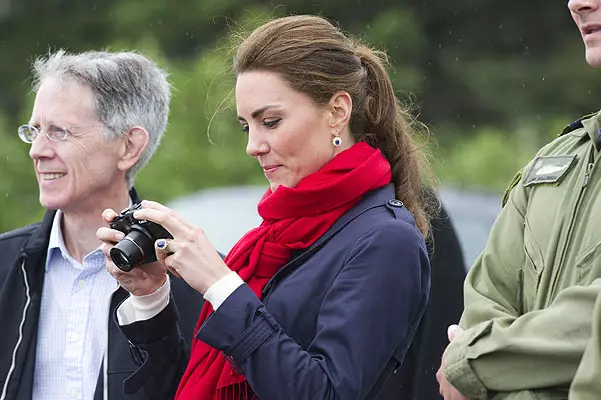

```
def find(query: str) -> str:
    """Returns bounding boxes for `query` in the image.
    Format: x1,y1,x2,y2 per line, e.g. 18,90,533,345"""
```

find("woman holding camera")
98,15,432,400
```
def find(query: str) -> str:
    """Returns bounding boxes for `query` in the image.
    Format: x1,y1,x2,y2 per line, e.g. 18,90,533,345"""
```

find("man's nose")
569,0,598,15
29,133,55,160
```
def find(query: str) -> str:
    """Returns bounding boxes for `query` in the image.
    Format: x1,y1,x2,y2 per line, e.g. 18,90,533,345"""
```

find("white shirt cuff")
117,275,171,325
204,271,244,310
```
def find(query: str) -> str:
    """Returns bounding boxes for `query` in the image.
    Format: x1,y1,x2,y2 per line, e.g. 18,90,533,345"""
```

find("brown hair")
234,15,436,237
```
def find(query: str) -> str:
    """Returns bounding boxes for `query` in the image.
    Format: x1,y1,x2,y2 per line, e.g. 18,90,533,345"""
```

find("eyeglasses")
17,124,106,144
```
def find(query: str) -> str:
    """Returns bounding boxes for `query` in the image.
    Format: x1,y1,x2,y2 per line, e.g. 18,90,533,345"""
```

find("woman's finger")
133,207,193,238
154,238,179,265
155,240,183,279
163,256,182,279
156,238,171,253
155,238,184,253
155,238,184,260
140,200,197,230
139,200,171,212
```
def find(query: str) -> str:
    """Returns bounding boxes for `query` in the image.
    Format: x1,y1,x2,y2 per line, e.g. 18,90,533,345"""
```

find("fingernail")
115,232,125,240
156,239,167,249
447,324,459,336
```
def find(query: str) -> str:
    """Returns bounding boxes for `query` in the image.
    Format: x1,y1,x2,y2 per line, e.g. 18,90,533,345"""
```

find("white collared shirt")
33,210,118,400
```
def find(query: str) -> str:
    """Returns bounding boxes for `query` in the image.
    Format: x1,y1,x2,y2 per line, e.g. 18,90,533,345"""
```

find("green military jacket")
569,291,601,400
443,111,601,399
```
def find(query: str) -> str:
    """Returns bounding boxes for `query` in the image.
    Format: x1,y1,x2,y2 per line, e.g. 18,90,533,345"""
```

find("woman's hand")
130,200,231,295
97,208,168,297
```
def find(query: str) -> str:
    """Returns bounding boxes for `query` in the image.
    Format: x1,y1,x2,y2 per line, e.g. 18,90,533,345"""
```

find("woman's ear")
328,91,353,131
117,126,149,172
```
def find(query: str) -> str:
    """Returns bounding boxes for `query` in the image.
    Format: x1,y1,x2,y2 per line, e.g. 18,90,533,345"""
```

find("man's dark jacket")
0,199,204,399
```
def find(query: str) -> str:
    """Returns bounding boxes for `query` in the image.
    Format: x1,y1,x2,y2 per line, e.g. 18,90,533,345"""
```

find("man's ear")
117,127,149,172
328,91,353,131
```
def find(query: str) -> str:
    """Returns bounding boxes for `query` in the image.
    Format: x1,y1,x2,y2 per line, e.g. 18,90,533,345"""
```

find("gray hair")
31,49,171,188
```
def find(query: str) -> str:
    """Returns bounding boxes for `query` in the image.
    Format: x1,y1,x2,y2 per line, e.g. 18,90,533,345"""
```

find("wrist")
149,275,168,295
117,275,171,325
198,267,233,294
203,271,244,310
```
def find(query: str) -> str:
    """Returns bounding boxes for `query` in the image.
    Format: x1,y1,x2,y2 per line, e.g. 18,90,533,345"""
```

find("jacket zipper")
1,256,32,400
548,146,596,299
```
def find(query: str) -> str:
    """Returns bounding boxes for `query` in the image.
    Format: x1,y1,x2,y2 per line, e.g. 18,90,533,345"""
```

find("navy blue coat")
121,184,430,399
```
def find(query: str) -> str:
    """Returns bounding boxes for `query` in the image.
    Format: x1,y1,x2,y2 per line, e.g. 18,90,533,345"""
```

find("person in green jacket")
436,0,601,399
568,0,601,396
570,292,601,399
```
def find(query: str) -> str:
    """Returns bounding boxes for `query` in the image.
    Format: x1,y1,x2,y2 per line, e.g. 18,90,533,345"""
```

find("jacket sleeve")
116,296,189,400
569,291,601,400
196,219,430,400
443,174,600,399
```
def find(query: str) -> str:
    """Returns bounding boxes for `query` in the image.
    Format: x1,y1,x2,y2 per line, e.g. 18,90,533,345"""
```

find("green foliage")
360,7,426,93
437,129,533,193
0,112,45,229
435,115,570,194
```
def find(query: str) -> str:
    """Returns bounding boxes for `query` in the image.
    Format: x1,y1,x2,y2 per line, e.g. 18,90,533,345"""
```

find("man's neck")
61,189,131,263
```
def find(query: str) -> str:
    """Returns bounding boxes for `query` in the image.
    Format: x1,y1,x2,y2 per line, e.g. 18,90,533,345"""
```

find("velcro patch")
523,155,577,187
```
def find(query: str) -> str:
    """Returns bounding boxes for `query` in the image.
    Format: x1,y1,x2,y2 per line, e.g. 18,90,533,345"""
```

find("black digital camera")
109,203,172,272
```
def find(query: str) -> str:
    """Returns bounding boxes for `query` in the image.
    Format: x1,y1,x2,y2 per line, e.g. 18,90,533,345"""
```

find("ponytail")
354,45,436,238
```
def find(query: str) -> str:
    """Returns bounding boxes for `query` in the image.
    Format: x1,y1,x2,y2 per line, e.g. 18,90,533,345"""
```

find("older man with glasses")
0,50,203,400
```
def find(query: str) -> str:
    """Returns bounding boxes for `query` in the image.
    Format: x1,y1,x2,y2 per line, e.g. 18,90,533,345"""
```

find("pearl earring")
332,135,343,147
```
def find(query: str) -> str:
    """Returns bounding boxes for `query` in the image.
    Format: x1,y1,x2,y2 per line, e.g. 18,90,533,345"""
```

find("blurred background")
0,0,599,262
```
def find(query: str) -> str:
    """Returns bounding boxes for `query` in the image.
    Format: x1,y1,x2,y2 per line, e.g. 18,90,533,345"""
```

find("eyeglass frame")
17,123,109,144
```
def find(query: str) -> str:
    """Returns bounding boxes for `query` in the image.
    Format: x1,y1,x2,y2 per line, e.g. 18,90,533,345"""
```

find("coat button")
388,199,404,207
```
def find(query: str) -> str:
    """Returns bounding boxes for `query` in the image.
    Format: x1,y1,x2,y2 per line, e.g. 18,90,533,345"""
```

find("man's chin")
585,48,601,68
39,194,64,211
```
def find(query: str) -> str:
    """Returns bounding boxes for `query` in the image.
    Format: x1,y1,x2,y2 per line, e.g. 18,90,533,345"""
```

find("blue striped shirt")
33,210,118,400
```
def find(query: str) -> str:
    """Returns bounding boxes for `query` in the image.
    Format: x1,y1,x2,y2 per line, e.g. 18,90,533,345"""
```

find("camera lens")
110,229,153,272
110,250,133,271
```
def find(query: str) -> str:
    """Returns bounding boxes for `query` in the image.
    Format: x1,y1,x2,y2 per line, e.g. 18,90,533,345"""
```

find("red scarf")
175,142,391,400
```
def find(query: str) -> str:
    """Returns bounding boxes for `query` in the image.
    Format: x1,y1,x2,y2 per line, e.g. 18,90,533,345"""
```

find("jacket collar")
310,183,396,249
21,210,55,256
582,111,601,149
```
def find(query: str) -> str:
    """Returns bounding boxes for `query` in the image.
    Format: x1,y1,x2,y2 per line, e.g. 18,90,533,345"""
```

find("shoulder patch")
502,168,523,208
523,155,576,187
559,112,597,137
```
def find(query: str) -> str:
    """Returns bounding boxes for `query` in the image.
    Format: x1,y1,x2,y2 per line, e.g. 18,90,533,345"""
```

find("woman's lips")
262,165,280,178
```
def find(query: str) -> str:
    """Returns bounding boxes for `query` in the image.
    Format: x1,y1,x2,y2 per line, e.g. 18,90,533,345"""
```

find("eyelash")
263,118,280,128
240,118,281,133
